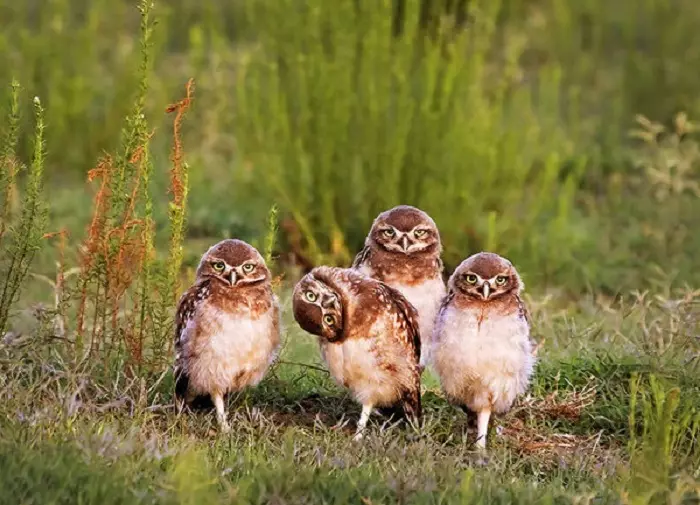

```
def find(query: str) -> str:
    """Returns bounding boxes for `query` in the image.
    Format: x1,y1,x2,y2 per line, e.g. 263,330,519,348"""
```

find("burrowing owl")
353,205,445,369
432,252,535,449
174,239,280,432
292,266,421,440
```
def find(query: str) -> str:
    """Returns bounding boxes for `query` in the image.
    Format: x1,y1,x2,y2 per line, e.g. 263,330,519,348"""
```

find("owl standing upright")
174,239,281,432
432,252,535,449
352,205,445,369
292,266,422,440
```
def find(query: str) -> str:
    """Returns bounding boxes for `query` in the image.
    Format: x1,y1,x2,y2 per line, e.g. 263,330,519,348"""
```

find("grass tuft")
0,89,47,336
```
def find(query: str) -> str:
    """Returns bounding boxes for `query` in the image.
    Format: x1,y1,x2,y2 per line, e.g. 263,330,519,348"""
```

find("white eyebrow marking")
487,272,510,282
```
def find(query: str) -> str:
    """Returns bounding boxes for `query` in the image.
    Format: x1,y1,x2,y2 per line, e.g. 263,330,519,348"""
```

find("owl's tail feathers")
174,367,190,413
377,387,422,426
401,387,422,422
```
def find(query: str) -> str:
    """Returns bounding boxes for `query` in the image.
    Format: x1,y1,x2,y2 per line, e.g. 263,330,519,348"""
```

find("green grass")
1,0,700,502
0,290,698,504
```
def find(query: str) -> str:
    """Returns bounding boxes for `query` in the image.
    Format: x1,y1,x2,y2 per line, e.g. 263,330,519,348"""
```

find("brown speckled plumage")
292,266,422,439
174,239,280,432
352,205,446,368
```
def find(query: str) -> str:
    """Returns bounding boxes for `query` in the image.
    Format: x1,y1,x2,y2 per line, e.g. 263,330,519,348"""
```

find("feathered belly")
321,340,413,407
391,278,446,365
434,318,534,413
187,312,279,395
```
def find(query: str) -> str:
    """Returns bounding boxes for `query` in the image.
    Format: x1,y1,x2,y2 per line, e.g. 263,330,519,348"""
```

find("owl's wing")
439,288,455,315
435,255,444,274
351,244,371,270
380,283,421,364
436,256,449,284
515,294,531,326
174,278,212,401
513,293,542,357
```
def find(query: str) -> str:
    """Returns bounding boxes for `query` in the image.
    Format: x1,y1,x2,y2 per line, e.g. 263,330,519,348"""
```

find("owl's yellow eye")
305,291,317,303
323,315,335,326
242,263,255,273
495,275,508,286
382,228,395,238
414,229,427,238
464,274,478,284
212,261,226,272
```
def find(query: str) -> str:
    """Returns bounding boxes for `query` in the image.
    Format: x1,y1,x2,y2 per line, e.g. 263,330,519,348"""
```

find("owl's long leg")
475,408,491,450
353,404,373,441
212,392,231,433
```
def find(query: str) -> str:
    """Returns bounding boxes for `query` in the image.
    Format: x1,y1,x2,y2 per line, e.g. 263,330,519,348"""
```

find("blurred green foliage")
1,0,700,293
1,5,699,502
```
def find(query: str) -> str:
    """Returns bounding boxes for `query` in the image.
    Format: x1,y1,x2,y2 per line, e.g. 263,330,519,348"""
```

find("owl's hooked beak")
321,293,338,310
481,282,491,300
229,270,237,286
400,234,410,252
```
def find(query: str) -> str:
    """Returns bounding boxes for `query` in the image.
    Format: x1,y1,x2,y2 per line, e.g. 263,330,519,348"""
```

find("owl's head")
449,252,523,301
368,205,441,256
292,268,344,342
196,239,270,288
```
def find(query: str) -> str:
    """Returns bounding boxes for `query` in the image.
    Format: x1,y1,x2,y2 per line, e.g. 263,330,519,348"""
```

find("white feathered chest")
182,302,280,396
433,303,534,413
319,317,417,407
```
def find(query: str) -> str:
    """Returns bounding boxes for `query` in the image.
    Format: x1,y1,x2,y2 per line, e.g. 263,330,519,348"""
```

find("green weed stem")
0,95,47,335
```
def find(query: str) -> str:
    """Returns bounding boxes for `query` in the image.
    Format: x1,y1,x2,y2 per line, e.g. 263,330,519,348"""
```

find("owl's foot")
212,392,230,434
353,404,373,442
474,408,491,450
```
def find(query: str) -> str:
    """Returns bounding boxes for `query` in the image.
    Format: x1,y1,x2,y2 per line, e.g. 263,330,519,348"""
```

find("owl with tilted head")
352,205,445,369
174,239,280,432
292,266,422,441
432,252,535,450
